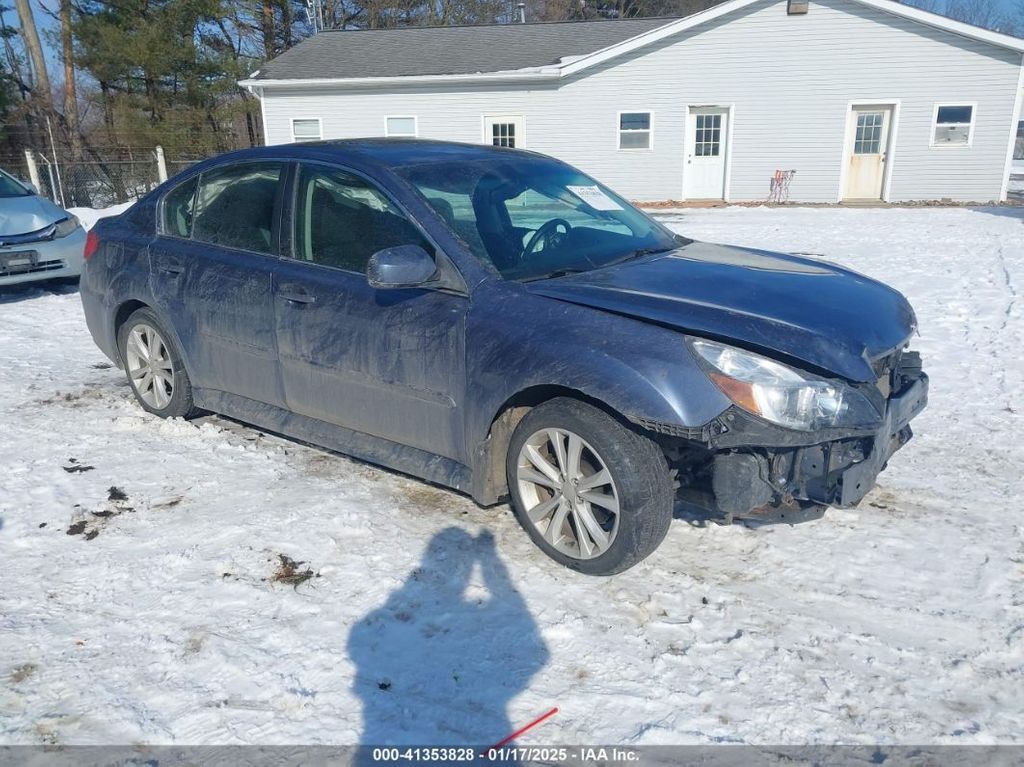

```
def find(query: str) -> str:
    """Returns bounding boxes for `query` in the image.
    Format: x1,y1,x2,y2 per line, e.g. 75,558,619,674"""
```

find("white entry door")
483,115,525,149
843,106,893,200
684,107,729,199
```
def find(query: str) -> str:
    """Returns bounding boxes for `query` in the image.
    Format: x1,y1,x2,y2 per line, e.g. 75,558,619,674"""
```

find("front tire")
118,307,198,419
506,398,674,575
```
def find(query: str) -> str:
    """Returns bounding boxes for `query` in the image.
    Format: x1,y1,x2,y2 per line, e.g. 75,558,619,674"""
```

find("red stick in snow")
486,707,559,752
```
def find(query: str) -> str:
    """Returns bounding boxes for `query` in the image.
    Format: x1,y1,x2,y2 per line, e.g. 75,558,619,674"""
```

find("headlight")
690,338,880,431
53,216,82,238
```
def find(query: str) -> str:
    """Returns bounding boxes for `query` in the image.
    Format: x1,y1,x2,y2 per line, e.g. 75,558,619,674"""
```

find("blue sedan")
80,140,927,574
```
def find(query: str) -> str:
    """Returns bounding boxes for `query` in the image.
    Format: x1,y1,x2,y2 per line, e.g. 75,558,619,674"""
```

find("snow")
1,205,1022,747
67,201,134,230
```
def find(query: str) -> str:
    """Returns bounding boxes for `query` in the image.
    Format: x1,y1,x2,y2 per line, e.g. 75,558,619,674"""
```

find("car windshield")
0,171,31,198
396,155,682,281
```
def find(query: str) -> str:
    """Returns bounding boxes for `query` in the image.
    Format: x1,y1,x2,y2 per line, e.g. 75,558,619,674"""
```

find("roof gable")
242,0,1024,88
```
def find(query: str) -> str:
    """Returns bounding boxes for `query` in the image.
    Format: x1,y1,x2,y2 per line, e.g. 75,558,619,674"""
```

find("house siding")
257,0,1023,203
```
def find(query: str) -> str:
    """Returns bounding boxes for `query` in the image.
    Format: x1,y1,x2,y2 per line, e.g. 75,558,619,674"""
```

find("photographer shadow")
348,527,549,760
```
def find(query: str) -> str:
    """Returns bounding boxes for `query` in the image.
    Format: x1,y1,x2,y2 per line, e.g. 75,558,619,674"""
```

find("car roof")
203,138,547,172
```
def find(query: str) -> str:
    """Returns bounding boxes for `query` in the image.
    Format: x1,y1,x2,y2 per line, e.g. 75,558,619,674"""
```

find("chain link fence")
0,147,207,210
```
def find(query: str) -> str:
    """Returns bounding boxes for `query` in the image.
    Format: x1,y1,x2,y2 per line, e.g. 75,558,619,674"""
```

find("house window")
932,104,974,147
385,116,417,137
619,112,651,150
291,118,322,142
491,122,517,147
483,115,524,148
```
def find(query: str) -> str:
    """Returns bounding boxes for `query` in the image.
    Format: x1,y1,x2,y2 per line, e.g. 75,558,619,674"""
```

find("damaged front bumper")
701,366,928,519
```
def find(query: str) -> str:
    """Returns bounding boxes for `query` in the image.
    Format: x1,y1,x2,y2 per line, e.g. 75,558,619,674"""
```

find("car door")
149,160,286,407
274,162,468,461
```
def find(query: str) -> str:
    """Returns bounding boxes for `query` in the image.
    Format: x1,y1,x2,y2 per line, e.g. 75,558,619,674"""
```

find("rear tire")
506,397,674,575
117,307,198,419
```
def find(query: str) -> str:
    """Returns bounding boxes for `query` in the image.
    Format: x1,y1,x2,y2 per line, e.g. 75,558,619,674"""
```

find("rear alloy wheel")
125,323,175,409
118,307,198,419
507,398,674,575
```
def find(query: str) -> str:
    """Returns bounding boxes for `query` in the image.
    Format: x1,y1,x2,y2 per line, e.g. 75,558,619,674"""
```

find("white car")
0,169,87,286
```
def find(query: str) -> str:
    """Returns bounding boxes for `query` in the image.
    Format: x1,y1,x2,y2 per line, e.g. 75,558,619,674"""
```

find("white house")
241,0,1024,204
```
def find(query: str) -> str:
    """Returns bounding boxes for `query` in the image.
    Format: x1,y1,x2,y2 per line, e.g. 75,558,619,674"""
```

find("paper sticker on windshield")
567,185,623,211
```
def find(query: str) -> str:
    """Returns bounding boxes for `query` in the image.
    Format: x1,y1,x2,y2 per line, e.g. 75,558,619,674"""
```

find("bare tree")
13,0,51,101
262,0,276,55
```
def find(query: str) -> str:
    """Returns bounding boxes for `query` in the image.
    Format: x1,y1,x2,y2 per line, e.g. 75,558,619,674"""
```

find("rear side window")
162,176,198,237
293,164,429,273
192,162,283,253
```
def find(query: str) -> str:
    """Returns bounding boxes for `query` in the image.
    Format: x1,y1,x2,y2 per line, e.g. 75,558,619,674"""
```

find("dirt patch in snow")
270,554,317,588
9,663,37,684
65,487,137,540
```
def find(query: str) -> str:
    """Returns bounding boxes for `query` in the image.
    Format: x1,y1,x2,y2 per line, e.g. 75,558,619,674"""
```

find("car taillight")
83,230,100,261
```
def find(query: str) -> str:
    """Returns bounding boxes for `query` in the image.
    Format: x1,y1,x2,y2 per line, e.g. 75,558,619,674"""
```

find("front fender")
465,280,731,453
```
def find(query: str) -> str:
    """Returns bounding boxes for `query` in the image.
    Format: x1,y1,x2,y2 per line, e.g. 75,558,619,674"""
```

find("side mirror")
25,182,39,195
367,244,437,289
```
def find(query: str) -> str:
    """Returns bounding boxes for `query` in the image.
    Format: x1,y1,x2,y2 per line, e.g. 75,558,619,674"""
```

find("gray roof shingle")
253,17,677,81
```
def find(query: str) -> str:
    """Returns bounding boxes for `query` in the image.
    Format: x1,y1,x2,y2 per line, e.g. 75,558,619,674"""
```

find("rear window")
192,162,283,254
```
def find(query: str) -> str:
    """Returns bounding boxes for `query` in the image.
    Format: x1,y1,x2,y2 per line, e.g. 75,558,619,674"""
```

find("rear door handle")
279,289,316,305
158,263,184,276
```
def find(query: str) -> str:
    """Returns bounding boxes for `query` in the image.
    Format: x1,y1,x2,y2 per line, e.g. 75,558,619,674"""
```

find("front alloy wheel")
506,398,675,575
516,428,620,559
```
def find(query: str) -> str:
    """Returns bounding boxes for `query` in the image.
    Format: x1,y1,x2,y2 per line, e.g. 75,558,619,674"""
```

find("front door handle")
279,289,316,305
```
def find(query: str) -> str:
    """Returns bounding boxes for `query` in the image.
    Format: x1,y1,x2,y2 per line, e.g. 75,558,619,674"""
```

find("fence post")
155,145,168,183
23,149,41,191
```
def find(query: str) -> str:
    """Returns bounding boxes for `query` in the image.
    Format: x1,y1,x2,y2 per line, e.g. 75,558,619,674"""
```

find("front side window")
292,118,322,142
192,162,283,254
933,104,974,146
619,112,651,150
397,155,679,281
385,117,417,137
293,164,429,274
161,175,198,237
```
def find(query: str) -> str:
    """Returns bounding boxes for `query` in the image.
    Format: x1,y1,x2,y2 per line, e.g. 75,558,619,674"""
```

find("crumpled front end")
663,350,928,522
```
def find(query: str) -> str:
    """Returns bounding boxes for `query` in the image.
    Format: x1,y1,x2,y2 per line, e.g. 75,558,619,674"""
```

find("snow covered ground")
1,205,1022,747
67,201,135,230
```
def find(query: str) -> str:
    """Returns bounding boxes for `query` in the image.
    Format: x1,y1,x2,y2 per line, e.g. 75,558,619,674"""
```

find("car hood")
0,194,66,237
525,241,916,382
